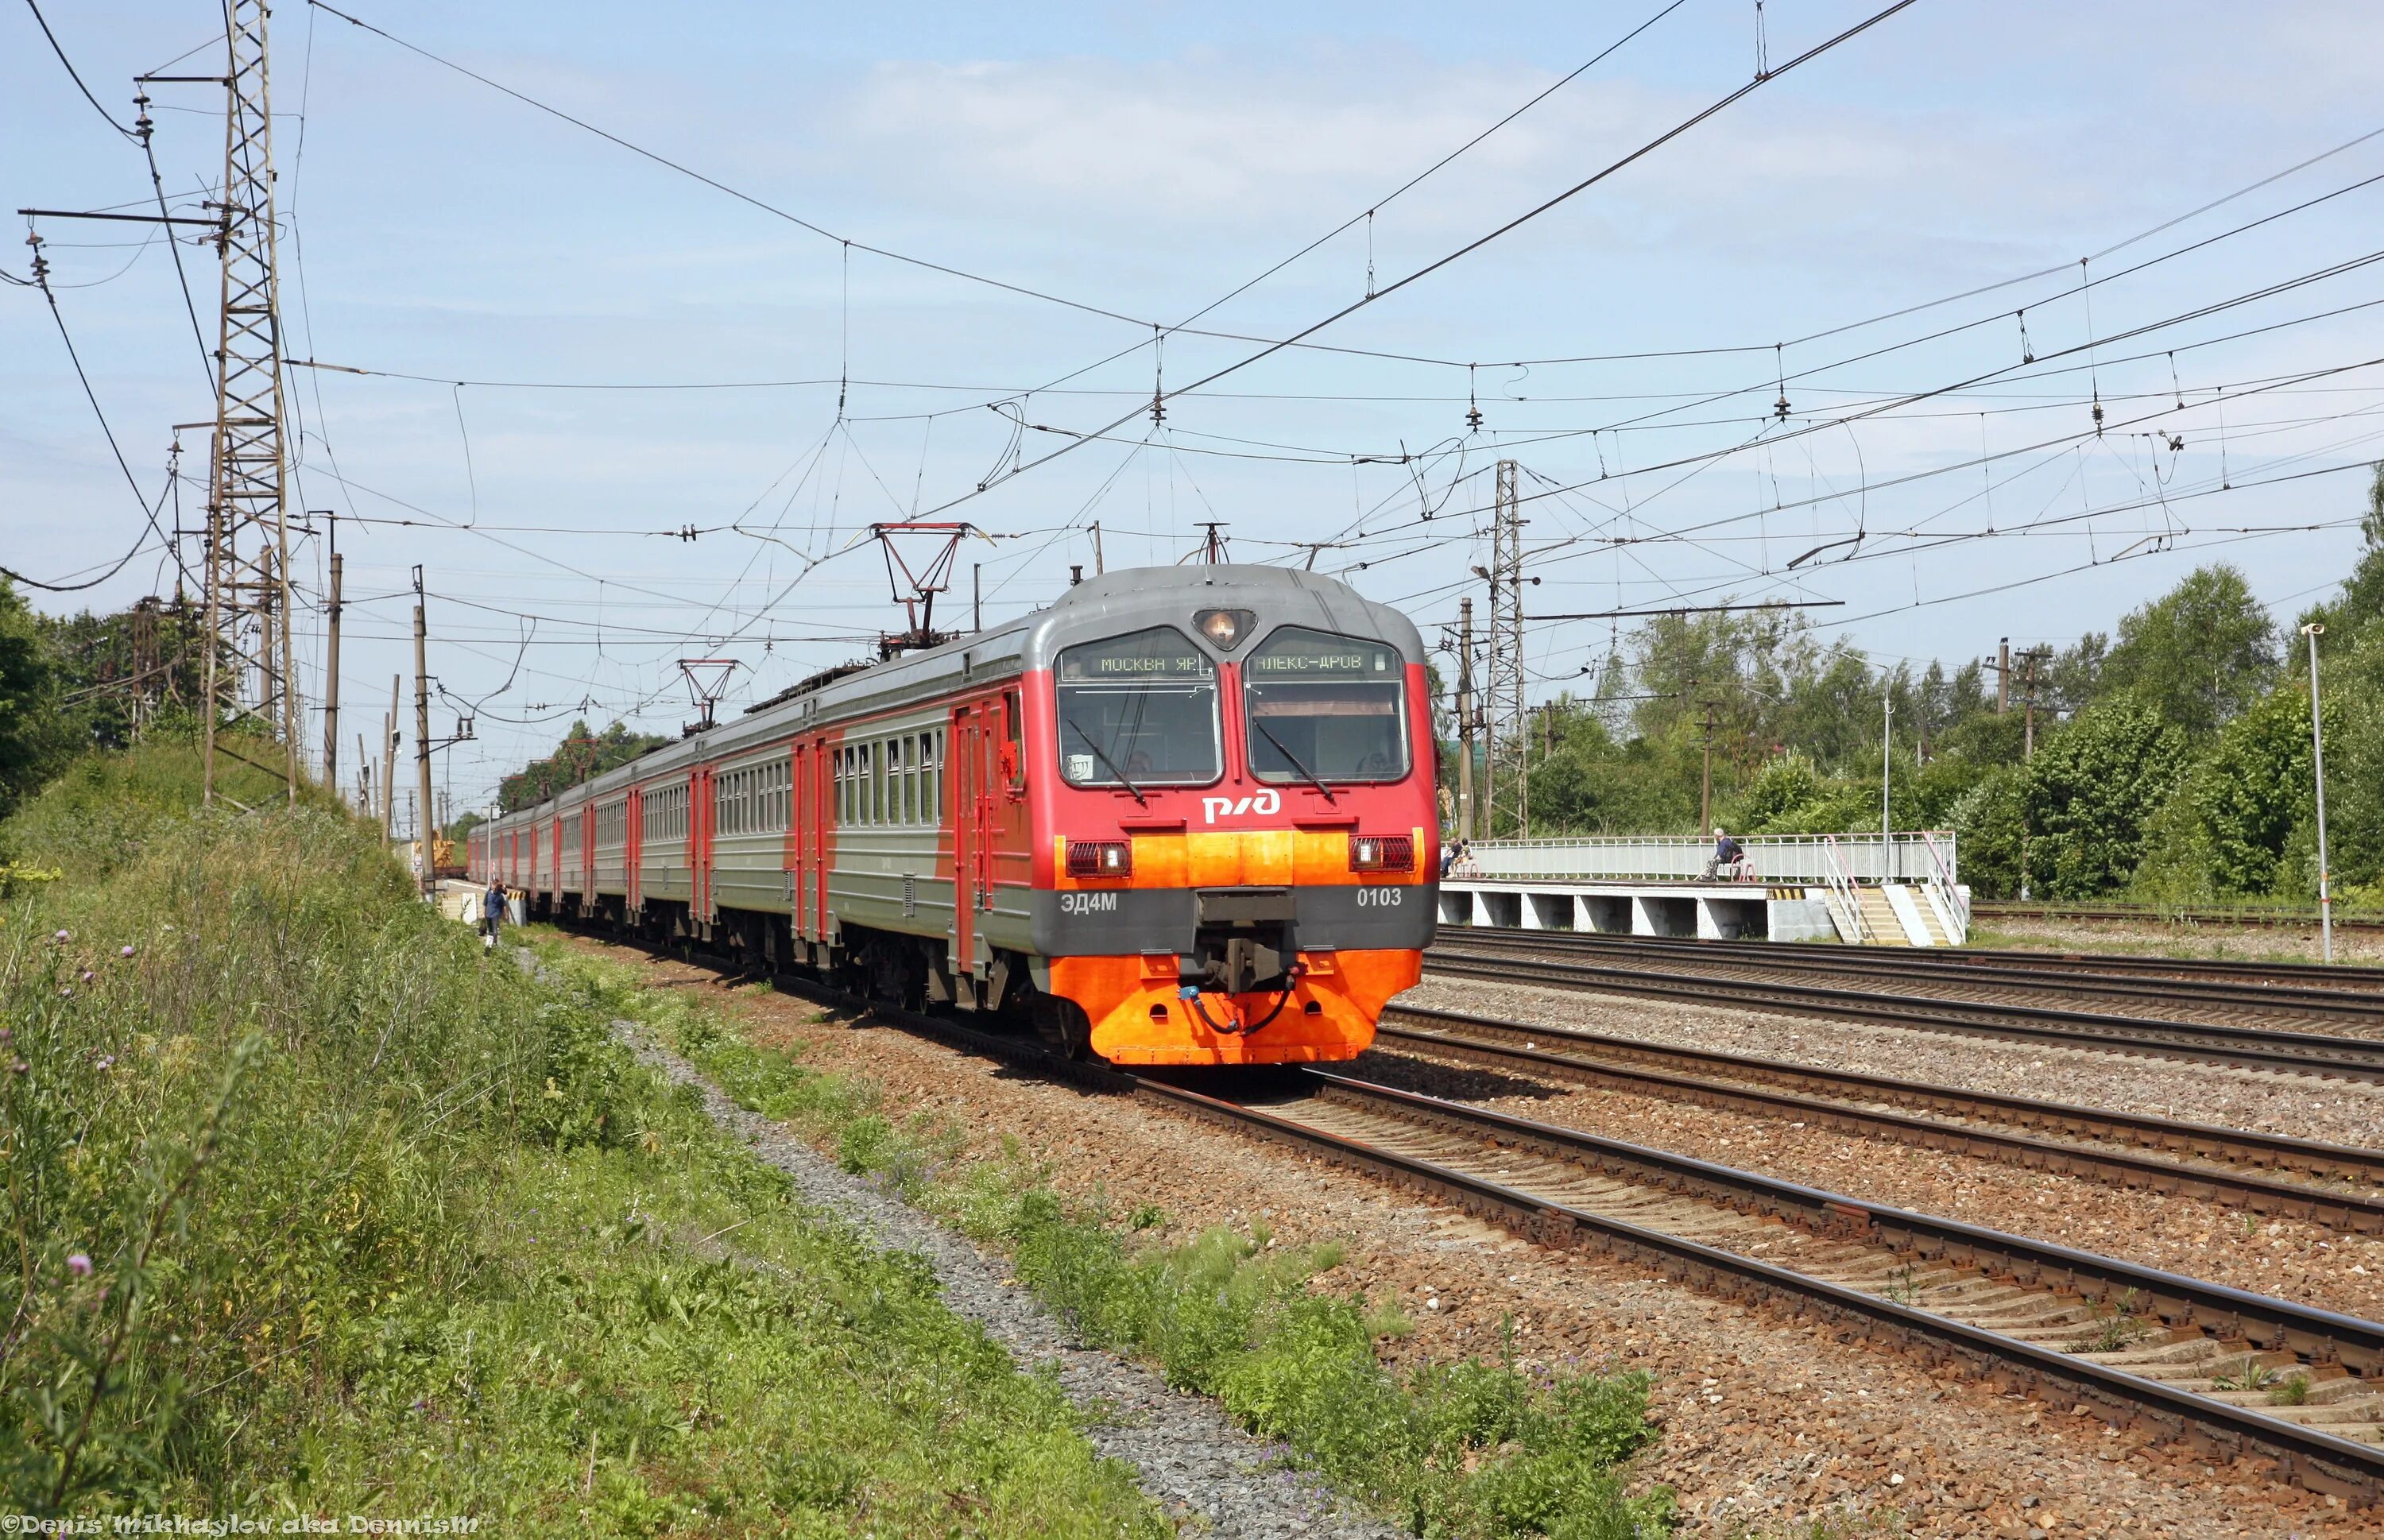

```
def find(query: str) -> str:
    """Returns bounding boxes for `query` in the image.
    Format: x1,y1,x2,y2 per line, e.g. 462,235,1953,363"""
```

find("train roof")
490,563,1424,821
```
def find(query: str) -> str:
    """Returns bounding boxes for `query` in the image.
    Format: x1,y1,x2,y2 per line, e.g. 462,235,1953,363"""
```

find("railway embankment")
559,934,2363,1537
546,937,1681,1539
0,748,1167,1533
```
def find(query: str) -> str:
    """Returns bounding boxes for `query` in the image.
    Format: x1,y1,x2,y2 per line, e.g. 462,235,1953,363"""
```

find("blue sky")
8,0,2383,816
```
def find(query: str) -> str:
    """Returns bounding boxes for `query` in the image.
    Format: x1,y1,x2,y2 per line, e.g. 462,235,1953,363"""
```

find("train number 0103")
1354,886,1405,908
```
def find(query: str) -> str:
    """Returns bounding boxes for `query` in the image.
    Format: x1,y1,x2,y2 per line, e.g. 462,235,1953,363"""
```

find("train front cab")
1026,587,1435,1066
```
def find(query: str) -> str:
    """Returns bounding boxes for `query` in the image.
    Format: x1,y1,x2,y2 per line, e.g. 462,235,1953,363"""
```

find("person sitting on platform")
1701,827,1744,880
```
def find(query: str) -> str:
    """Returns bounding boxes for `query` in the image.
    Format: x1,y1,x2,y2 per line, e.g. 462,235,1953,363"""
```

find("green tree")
2186,682,2337,896
497,718,668,811
0,579,77,818
2301,462,2384,652
1948,764,2025,899
2022,693,2191,897
2096,564,2278,737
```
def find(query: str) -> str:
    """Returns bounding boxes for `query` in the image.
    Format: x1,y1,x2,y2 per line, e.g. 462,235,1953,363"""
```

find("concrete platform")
1437,878,1826,941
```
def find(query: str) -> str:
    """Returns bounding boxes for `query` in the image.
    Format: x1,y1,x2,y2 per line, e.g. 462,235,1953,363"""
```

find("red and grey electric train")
467,564,1438,1065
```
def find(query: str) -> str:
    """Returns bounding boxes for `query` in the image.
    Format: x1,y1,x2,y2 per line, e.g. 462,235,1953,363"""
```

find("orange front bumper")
1049,948,1421,1066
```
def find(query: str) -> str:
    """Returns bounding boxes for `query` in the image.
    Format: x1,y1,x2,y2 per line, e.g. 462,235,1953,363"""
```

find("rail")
1457,830,1954,884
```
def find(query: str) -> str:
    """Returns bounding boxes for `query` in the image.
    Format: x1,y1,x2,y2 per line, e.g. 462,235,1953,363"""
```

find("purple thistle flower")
66,1254,91,1277
79,970,94,984
10,1061,26,1074
52,930,68,943
120,945,136,958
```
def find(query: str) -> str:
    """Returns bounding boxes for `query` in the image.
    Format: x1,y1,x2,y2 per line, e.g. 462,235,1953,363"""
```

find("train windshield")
1054,627,1221,787
1244,626,1408,784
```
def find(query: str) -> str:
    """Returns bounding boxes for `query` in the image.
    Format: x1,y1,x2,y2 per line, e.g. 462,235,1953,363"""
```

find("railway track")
1188,1070,2384,1501
1977,900,2384,936
1423,936,2384,1080
1370,1000,2384,1229
571,930,2384,1503
1432,928,2384,1027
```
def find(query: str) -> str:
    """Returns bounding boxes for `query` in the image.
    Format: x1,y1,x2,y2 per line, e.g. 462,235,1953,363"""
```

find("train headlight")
1348,834,1415,873
1195,608,1255,651
1066,839,1133,878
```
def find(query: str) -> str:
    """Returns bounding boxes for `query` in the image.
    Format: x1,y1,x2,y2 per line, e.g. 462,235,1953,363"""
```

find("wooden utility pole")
322,551,343,794
1455,598,1477,842
381,675,399,838
1997,637,2011,714
413,567,435,893
2022,648,2045,759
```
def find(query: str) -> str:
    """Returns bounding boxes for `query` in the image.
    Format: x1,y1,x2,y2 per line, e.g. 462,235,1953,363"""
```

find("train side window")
1002,690,1025,788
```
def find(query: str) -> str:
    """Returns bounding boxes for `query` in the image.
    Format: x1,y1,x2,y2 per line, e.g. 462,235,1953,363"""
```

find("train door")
807,733,833,939
691,768,714,924
951,701,999,966
796,749,815,930
625,785,644,913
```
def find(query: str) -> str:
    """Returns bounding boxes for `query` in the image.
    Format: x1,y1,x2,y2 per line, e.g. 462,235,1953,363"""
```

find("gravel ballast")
566,937,2362,1537
1398,974,2384,1155
606,1015,1402,1540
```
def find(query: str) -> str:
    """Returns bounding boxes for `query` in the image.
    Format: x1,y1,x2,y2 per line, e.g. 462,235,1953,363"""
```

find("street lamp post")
2302,621,2334,965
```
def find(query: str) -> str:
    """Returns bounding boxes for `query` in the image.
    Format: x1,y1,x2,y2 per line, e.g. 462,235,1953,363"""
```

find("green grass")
548,946,1679,1539
0,749,1167,1534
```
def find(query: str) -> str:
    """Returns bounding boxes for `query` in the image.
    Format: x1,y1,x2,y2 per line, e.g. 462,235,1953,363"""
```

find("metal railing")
1820,834,1871,942
1919,830,1970,944
1457,832,1956,884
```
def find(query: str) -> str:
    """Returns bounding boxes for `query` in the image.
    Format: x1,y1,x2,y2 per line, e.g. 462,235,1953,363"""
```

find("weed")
1128,1202,1167,1230
1881,1265,1922,1307
2267,1372,2313,1406
2065,1290,2153,1355
2210,1359,2281,1392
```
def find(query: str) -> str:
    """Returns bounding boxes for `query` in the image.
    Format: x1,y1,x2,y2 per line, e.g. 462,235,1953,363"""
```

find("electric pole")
414,567,434,893
2303,622,2334,964
2022,647,2045,760
1997,637,2010,714
1482,459,1526,838
1455,598,1476,842
380,675,398,838
1882,687,1894,846
323,550,342,794
196,0,297,806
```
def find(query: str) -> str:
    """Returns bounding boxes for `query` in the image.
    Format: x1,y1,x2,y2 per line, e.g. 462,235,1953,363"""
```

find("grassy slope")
0,747,1163,1534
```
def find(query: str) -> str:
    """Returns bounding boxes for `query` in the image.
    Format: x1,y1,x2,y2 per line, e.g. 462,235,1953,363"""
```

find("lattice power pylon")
200,0,297,804
1480,459,1528,836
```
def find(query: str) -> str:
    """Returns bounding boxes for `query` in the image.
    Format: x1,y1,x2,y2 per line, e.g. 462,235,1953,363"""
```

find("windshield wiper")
1253,720,1335,804
1065,718,1147,807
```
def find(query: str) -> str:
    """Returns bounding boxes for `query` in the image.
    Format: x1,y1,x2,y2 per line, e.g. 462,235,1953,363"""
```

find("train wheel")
1031,992,1094,1060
